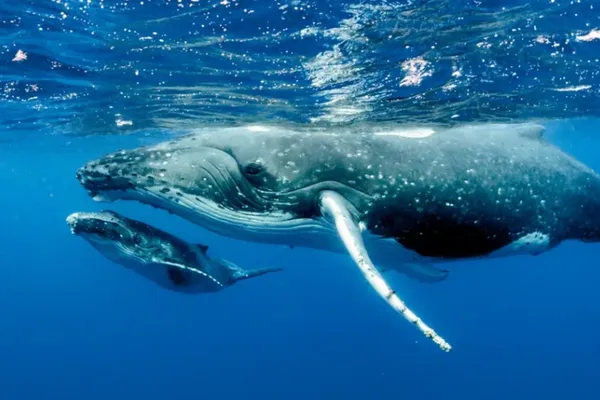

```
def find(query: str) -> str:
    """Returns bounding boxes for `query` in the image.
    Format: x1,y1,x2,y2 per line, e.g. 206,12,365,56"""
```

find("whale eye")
241,160,278,189
243,162,265,176
131,234,143,245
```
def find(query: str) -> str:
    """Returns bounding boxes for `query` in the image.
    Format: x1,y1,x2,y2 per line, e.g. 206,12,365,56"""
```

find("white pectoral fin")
318,190,451,352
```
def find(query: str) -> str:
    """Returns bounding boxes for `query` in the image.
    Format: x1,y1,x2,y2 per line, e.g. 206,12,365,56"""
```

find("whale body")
67,210,282,293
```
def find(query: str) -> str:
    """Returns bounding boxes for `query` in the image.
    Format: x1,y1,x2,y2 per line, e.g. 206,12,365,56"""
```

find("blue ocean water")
2,1,600,399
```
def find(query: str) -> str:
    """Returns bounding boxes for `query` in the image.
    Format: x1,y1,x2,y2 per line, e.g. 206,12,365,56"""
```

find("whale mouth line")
85,185,337,249
139,186,299,224
85,177,371,227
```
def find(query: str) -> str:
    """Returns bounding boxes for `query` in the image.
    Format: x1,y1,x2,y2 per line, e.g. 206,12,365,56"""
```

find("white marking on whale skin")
68,211,120,226
575,29,600,42
374,128,436,138
246,125,271,133
552,85,592,93
92,194,114,202
488,231,551,258
160,260,224,288
66,213,78,234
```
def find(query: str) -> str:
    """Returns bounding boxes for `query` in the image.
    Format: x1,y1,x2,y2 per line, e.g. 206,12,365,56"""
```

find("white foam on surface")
552,85,592,92
576,29,600,42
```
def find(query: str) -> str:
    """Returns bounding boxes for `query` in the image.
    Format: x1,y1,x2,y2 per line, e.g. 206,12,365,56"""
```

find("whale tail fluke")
232,267,284,283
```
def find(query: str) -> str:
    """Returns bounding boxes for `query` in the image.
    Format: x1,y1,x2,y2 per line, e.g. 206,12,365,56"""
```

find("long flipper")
232,267,284,282
216,258,283,283
318,190,451,352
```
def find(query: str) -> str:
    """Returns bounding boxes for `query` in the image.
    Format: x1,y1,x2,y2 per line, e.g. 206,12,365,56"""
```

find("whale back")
350,125,600,258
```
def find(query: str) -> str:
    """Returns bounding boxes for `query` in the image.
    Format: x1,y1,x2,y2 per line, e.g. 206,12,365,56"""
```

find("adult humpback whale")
76,123,600,351
66,210,282,293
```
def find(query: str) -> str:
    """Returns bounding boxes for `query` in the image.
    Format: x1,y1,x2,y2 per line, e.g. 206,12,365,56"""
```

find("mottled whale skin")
75,123,600,280
66,210,282,293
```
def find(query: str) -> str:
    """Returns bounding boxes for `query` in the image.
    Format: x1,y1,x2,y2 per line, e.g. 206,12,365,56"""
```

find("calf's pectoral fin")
318,190,452,352
231,267,284,283
379,262,449,283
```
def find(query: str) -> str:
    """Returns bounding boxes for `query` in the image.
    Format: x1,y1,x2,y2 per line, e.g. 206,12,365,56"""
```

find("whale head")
75,126,371,241
67,210,133,243
66,209,202,271
65,210,168,260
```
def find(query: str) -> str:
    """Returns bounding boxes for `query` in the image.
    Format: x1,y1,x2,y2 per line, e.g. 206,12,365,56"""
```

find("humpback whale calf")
75,123,600,351
66,210,282,293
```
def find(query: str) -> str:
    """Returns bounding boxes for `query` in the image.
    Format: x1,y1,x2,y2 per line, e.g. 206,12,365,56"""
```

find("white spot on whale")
552,85,591,92
374,128,435,138
246,125,271,132
575,29,600,42
490,231,550,257
92,194,114,202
